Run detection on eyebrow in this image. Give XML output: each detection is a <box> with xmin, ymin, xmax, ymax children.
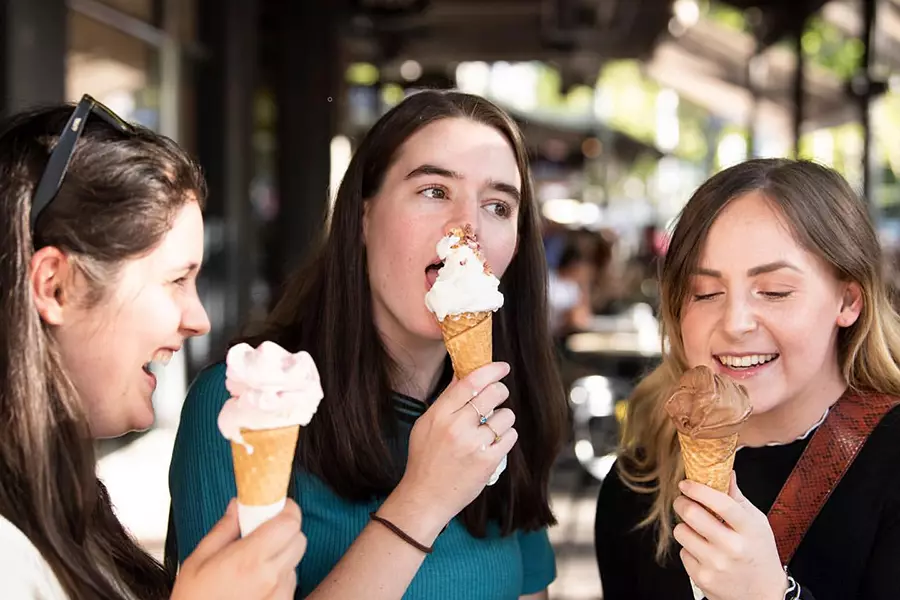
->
<box><xmin>695</xmin><ymin>260</ymin><xmax>802</xmax><ymax>278</ymax></box>
<box><xmin>173</xmin><ymin>262</ymin><xmax>201</xmax><ymax>276</ymax></box>
<box><xmin>404</xmin><ymin>163</ymin><xmax>521</xmax><ymax>205</ymax></box>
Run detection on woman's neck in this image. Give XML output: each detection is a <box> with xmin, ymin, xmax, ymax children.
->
<box><xmin>739</xmin><ymin>375</ymin><xmax>847</xmax><ymax>447</ymax></box>
<box><xmin>379</xmin><ymin>331</ymin><xmax>447</xmax><ymax>401</ymax></box>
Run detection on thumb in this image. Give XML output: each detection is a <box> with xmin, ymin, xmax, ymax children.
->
<box><xmin>728</xmin><ymin>471</ymin><xmax>748</xmax><ymax>504</ymax></box>
<box><xmin>186</xmin><ymin>499</ymin><xmax>240</xmax><ymax>566</ymax></box>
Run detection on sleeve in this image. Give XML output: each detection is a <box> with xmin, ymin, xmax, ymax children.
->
<box><xmin>0</xmin><ymin>521</ymin><xmax>68</xmax><ymax>599</ymax></box>
<box><xmin>167</xmin><ymin>363</ymin><xmax>237</xmax><ymax>564</ymax></box>
<box><xmin>518</xmin><ymin>527</ymin><xmax>556</xmax><ymax>595</ymax></box>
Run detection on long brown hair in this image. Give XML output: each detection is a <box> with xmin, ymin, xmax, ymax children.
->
<box><xmin>239</xmin><ymin>90</ymin><xmax>568</xmax><ymax>536</ymax></box>
<box><xmin>0</xmin><ymin>104</ymin><xmax>207</xmax><ymax>598</ymax></box>
<box><xmin>619</xmin><ymin>158</ymin><xmax>900</xmax><ymax>561</ymax></box>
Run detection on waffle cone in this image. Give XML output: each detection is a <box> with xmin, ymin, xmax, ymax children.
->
<box><xmin>230</xmin><ymin>425</ymin><xmax>299</xmax><ymax>506</ymax></box>
<box><xmin>440</xmin><ymin>311</ymin><xmax>493</xmax><ymax>379</ymax></box>
<box><xmin>677</xmin><ymin>432</ymin><xmax>738</xmax><ymax>494</ymax></box>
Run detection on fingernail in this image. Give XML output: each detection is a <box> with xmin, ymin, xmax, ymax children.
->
<box><xmin>678</xmin><ymin>480</ymin><xmax>688</xmax><ymax>492</ymax></box>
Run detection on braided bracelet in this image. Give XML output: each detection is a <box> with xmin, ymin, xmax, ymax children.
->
<box><xmin>369</xmin><ymin>512</ymin><xmax>434</xmax><ymax>554</ymax></box>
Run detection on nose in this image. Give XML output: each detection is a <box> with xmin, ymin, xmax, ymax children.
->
<box><xmin>181</xmin><ymin>294</ymin><xmax>211</xmax><ymax>337</ymax></box>
<box><xmin>447</xmin><ymin>191</ymin><xmax>481</xmax><ymax>235</ymax></box>
<box><xmin>722</xmin><ymin>294</ymin><xmax>757</xmax><ymax>339</ymax></box>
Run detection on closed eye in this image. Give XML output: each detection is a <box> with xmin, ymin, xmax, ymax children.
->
<box><xmin>693</xmin><ymin>292</ymin><xmax>722</xmax><ymax>301</ymax></box>
<box><xmin>760</xmin><ymin>291</ymin><xmax>792</xmax><ymax>299</ymax></box>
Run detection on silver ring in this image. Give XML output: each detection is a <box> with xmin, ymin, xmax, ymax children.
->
<box><xmin>468</xmin><ymin>400</ymin><xmax>488</xmax><ymax>424</ymax></box>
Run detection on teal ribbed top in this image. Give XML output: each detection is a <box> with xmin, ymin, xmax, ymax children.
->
<box><xmin>168</xmin><ymin>363</ymin><xmax>556</xmax><ymax>599</ymax></box>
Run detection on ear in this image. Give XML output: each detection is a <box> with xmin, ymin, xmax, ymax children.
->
<box><xmin>29</xmin><ymin>247</ymin><xmax>73</xmax><ymax>326</ymax></box>
<box><xmin>836</xmin><ymin>281</ymin><xmax>863</xmax><ymax>328</ymax></box>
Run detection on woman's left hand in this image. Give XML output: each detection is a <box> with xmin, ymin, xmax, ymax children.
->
<box><xmin>673</xmin><ymin>473</ymin><xmax>789</xmax><ymax>600</ymax></box>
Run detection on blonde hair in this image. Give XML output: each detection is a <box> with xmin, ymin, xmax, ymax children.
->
<box><xmin>618</xmin><ymin>158</ymin><xmax>900</xmax><ymax>562</ymax></box>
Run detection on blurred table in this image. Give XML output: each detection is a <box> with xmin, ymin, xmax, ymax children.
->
<box><xmin>566</xmin><ymin>330</ymin><xmax>662</xmax><ymax>358</ymax></box>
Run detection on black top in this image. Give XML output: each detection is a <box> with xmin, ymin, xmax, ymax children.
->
<box><xmin>594</xmin><ymin>404</ymin><xmax>900</xmax><ymax>600</ymax></box>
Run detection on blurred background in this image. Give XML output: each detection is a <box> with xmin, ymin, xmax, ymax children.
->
<box><xmin>4</xmin><ymin>0</ymin><xmax>900</xmax><ymax>597</ymax></box>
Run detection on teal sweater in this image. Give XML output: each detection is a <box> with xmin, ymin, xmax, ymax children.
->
<box><xmin>168</xmin><ymin>363</ymin><xmax>556</xmax><ymax>599</ymax></box>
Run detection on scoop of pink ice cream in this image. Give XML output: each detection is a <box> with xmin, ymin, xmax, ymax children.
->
<box><xmin>217</xmin><ymin>341</ymin><xmax>323</xmax><ymax>449</ymax></box>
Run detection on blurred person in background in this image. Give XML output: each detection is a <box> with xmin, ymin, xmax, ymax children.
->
<box><xmin>595</xmin><ymin>159</ymin><xmax>900</xmax><ymax>600</ymax></box>
<box><xmin>168</xmin><ymin>90</ymin><xmax>569</xmax><ymax>600</ymax></box>
<box><xmin>0</xmin><ymin>98</ymin><xmax>306</xmax><ymax>599</ymax></box>
<box><xmin>548</xmin><ymin>237</ymin><xmax>596</xmax><ymax>339</ymax></box>
<box><xmin>548</xmin><ymin>229</ymin><xmax>616</xmax><ymax>339</ymax></box>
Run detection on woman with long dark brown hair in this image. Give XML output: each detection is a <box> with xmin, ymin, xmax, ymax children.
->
<box><xmin>168</xmin><ymin>90</ymin><xmax>569</xmax><ymax>599</ymax></box>
<box><xmin>0</xmin><ymin>97</ymin><xmax>306</xmax><ymax>599</ymax></box>
<box><xmin>595</xmin><ymin>159</ymin><xmax>900</xmax><ymax>600</ymax></box>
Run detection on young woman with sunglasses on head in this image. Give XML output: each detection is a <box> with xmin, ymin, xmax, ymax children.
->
<box><xmin>0</xmin><ymin>97</ymin><xmax>306</xmax><ymax>599</ymax></box>
<box><xmin>168</xmin><ymin>90</ymin><xmax>569</xmax><ymax>599</ymax></box>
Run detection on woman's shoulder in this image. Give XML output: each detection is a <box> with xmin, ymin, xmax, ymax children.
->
<box><xmin>0</xmin><ymin>515</ymin><xmax>69</xmax><ymax>598</ymax></box>
<box><xmin>187</xmin><ymin>361</ymin><xmax>228</xmax><ymax>397</ymax></box>
<box><xmin>181</xmin><ymin>362</ymin><xmax>228</xmax><ymax>416</ymax></box>
<box><xmin>595</xmin><ymin>459</ymin><xmax>656</xmax><ymax>530</ymax></box>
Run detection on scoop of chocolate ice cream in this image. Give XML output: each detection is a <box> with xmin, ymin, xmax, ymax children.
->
<box><xmin>665</xmin><ymin>365</ymin><xmax>752</xmax><ymax>440</ymax></box>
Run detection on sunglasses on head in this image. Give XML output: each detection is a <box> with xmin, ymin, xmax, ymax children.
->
<box><xmin>30</xmin><ymin>94</ymin><xmax>134</xmax><ymax>232</ymax></box>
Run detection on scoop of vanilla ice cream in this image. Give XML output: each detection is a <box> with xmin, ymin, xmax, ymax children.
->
<box><xmin>425</xmin><ymin>231</ymin><xmax>504</xmax><ymax>321</ymax></box>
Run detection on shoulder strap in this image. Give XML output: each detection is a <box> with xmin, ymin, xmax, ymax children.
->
<box><xmin>766</xmin><ymin>392</ymin><xmax>900</xmax><ymax>565</ymax></box>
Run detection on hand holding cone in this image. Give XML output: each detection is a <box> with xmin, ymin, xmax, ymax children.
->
<box><xmin>424</xmin><ymin>224</ymin><xmax>506</xmax><ymax>485</ymax></box>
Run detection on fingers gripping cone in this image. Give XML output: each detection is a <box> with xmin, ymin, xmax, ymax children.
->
<box><xmin>425</xmin><ymin>225</ymin><xmax>506</xmax><ymax>485</ymax></box>
<box><xmin>440</xmin><ymin>311</ymin><xmax>493</xmax><ymax>379</ymax></box>
<box><xmin>230</xmin><ymin>425</ymin><xmax>300</xmax><ymax>535</ymax></box>
<box><xmin>439</xmin><ymin>310</ymin><xmax>507</xmax><ymax>485</ymax></box>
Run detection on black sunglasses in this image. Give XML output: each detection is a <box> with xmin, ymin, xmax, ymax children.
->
<box><xmin>30</xmin><ymin>94</ymin><xmax>134</xmax><ymax>231</ymax></box>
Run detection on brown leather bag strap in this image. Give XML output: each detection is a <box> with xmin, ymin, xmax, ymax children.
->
<box><xmin>766</xmin><ymin>392</ymin><xmax>900</xmax><ymax>565</ymax></box>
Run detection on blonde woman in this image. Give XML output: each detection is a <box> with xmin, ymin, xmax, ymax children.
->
<box><xmin>594</xmin><ymin>159</ymin><xmax>900</xmax><ymax>600</ymax></box>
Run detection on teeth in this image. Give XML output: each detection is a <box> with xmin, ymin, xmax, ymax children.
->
<box><xmin>716</xmin><ymin>353</ymin><xmax>778</xmax><ymax>368</ymax></box>
<box><xmin>149</xmin><ymin>350</ymin><xmax>174</xmax><ymax>367</ymax></box>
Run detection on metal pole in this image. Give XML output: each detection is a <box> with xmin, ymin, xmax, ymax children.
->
<box><xmin>860</xmin><ymin>0</ymin><xmax>877</xmax><ymax>203</ymax></box>
<box><xmin>793</xmin><ymin>14</ymin><xmax>806</xmax><ymax>158</ymax></box>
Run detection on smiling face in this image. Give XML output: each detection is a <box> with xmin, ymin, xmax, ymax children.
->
<box><xmin>363</xmin><ymin>117</ymin><xmax>521</xmax><ymax>350</ymax></box>
<box><xmin>52</xmin><ymin>202</ymin><xmax>210</xmax><ymax>437</ymax></box>
<box><xmin>679</xmin><ymin>191</ymin><xmax>861</xmax><ymax>417</ymax></box>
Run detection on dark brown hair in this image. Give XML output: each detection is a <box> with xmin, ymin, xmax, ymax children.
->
<box><xmin>619</xmin><ymin>158</ymin><xmax>900</xmax><ymax>560</ymax></box>
<box><xmin>0</xmin><ymin>104</ymin><xmax>206</xmax><ymax>598</ymax></box>
<box><xmin>240</xmin><ymin>90</ymin><xmax>568</xmax><ymax>536</ymax></box>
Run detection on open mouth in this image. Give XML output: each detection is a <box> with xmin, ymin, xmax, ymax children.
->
<box><xmin>142</xmin><ymin>350</ymin><xmax>175</xmax><ymax>386</ymax></box>
<box><xmin>715</xmin><ymin>353</ymin><xmax>779</xmax><ymax>370</ymax></box>
<box><xmin>425</xmin><ymin>259</ymin><xmax>444</xmax><ymax>289</ymax></box>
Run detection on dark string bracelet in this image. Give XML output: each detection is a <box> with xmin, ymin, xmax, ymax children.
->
<box><xmin>369</xmin><ymin>512</ymin><xmax>434</xmax><ymax>554</ymax></box>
